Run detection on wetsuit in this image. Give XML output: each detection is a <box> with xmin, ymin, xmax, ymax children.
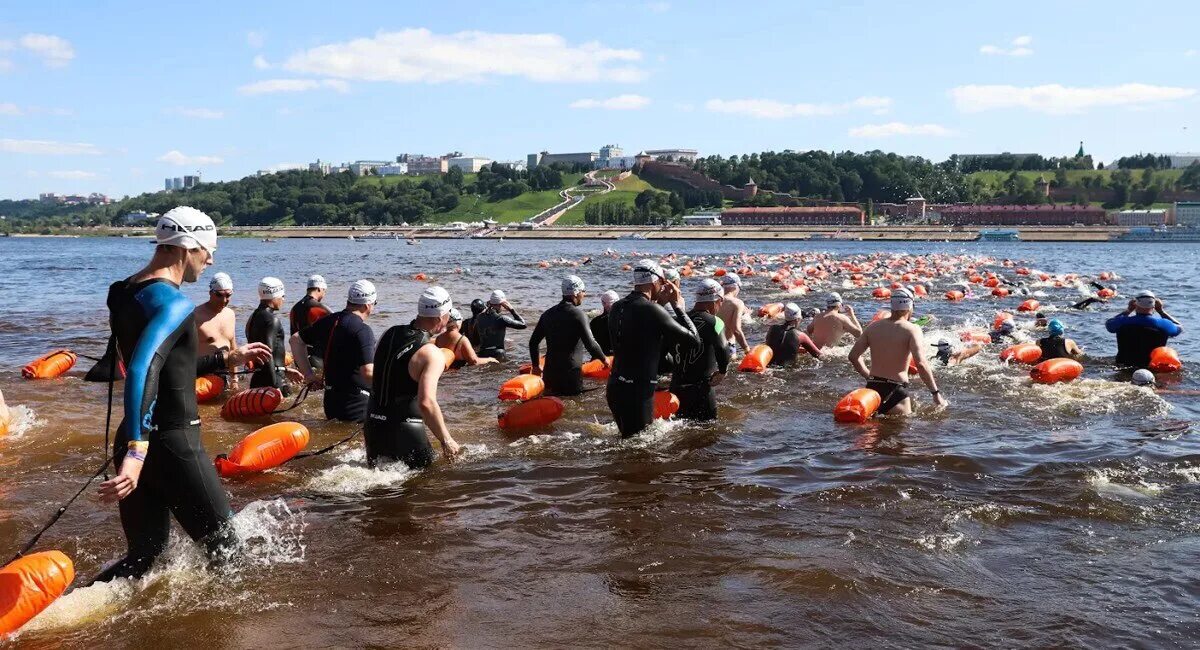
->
<box><xmin>1037</xmin><ymin>335</ymin><xmax>1071</xmax><ymax>361</ymax></box>
<box><xmin>607</xmin><ymin>292</ymin><xmax>700</xmax><ymax>437</ymax></box>
<box><xmin>935</xmin><ymin>348</ymin><xmax>953</xmax><ymax>366</ymax></box>
<box><xmin>246</xmin><ymin>302</ymin><xmax>289</xmax><ymax>396</ymax></box>
<box><xmin>590</xmin><ymin>312</ymin><xmax>613</xmax><ymax>356</ymax></box>
<box><xmin>1105</xmin><ymin>313</ymin><xmax>1182</xmax><ymax>368</ymax></box>
<box><xmin>765</xmin><ymin>324</ymin><xmax>821</xmax><ymax>366</ymax></box>
<box><xmin>670</xmin><ymin>309</ymin><xmax>730</xmax><ymax>421</ymax></box>
<box><xmin>474</xmin><ymin>306</ymin><xmax>527</xmax><ymax>360</ymax></box>
<box><xmin>657</xmin><ymin>304</ymin><xmax>676</xmax><ymax>377</ymax></box>
<box><xmin>289</xmin><ymin>293</ymin><xmax>331</xmax><ymax>370</ymax></box>
<box><xmin>83</xmin><ymin>334</ymin><xmax>125</xmax><ymax>382</ymax></box>
<box><xmin>94</xmin><ymin>278</ymin><xmax>234</xmax><ymax>582</ymax></box>
<box><xmin>528</xmin><ymin>300</ymin><xmax>606</xmax><ymax>397</ymax></box>
<box><xmin>364</xmin><ymin>324</ymin><xmax>432</xmax><ymax>469</ymax></box>
<box><xmin>866</xmin><ymin>376</ymin><xmax>910</xmax><ymax>415</ymax></box>
<box><xmin>990</xmin><ymin>330</ymin><xmax>1016</xmax><ymax>345</ymax></box>
<box><xmin>300</xmin><ymin>310</ymin><xmax>376</xmax><ymax>421</ymax></box>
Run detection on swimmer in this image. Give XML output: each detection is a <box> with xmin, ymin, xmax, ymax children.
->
<box><xmin>289</xmin><ymin>274</ymin><xmax>332</xmax><ymax>370</ymax></box>
<box><xmin>93</xmin><ymin>207</ymin><xmax>272</xmax><ymax>583</ymax></box>
<box><xmin>716</xmin><ymin>273</ymin><xmax>750</xmax><ymax>356</ymax></box>
<box><xmin>435</xmin><ymin>309</ymin><xmax>497</xmax><ymax>368</ymax></box>
<box><xmin>461</xmin><ymin>298</ymin><xmax>487</xmax><ymax>346</ymax></box>
<box><xmin>193</xmin><ymin>271</ymin><xmax>239</xmax><ymax>387</ymax></box>
<box><xmin>931</xmin><ymin>339</ymin><xmax>982</xmax><ymax>366</ymax></box>
<box><xmin>1130</xmin><ymin>368</ymin><xmax>1200</xmax><ymax>395</ymax></box>
<box><xmin>1105</xmin><ymin>290</ymin><xmax>1183</xmax><ymax>369</ymax></box>
<box><xmin>847</xmin><ymin>288</ymin><xmax>947</xmax><ymax>416</ymax></box>
<box><xmin>766</xmin><ymin>303</ymin><xmax>821</xmax><ymax>366</ymax></box>
<box><xmin>474</xmin><ymin>290</ymin><xmax>527</xmax><ymax>361</ymax></box>
<box><xmin>1070</xmin><ymin>296</ymin><xmax>1108</xmax><ymax>310</ymax></box>
<box><xmin>990</xmin><ymin>318</ymin><xmax>1018</xmax><ymax>344</ymax></box>
<box><xmin>1034</xmin><ymin>312</ymin><xmax>1048</xmax><ymax>328</ymax></box>
<box><xmin>670</xmin><ymin>279</ymin><xmax>730</xmax><ymax>421</ymax></box>
<box><xmin>590</xmin><ymin>290</ymin><xmax>619</xmax><ymax>356</ymax></box>
<box><xmin>607</xmin><ymin>260</ymin><xmax>700</xmax><ymax>437</ymax></box>
<box><xmin>290</xmin><ymin>280</ymin><xmax>378</xmax><ymax>422</ymax></box>
<box><xmin>247</xmin><ymin>277</ymin><xmax>303</xmax><ymax>395</ymax></box>
<box><xmin>364</xmin><ymin>286</ymin><xmax>461</xmax><ymax>469</ymax></box>
<box><xmin>1036</xmin><ymin>319</ymin><xmax>1083</xmax><ymax>360</ymax></box>
<box><xmin>808</xmin><ymin>292</ymin><xmax>863</xmax><ymax>349</ymax></box>
<box><xmin>528</xmin><ymin>275</ymin><xmax>609</xmax><ymax>397</ymax></box>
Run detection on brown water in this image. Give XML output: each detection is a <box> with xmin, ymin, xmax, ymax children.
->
<box><xmin>1</xmin><ymin>237</ymin><xmax>1198</xmax><ymax>647</ymax></box>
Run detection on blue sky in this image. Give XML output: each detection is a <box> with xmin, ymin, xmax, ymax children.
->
<box><xmin>2</xmin><ymin>0</ymin><xmax>1198</xmax><ymax>199</ymax></box>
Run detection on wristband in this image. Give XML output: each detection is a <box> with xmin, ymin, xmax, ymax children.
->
<box><xmin>127</xmin><ymin>440</ymin><xmax>149</xmax><ymax>461</ymax></box>
<box><xmin>930</xmin><ymin>389</ymin><xmax>940</xmax><ymax>396</ymax></box>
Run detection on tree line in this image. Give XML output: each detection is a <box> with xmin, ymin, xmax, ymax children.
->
<box><xmin>583</xmin><ymin>189</ymin><xmax>685</xmax><ymax>226</ymax></box>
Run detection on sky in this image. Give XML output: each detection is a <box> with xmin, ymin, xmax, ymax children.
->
<box><xmin>1</xmin><ymin>0</ymin><xmax>1198</xmax><ymax>199</ymax></box>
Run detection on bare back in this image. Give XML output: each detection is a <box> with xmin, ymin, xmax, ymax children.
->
<box><xmin>195</xmin><ymin>303</ymin><xmax>236</xmax><ymax>356</ymax></box>
<box><xmin>860</xmin><ymin>318</ymin><xmax>922</xmax><ymax>382</ymax></box>
<box><xmin>717</xmin><ymin>296</ymin><xmax>746</xmax><ymax>343</ymax></box>
<box><xmin>810</xmin><ymin>311</ymin><xmax>850</xmax><ymax>348</ymax></box>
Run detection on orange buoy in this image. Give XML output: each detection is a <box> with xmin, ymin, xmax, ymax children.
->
<box><xmin>581</xmin><ymin>356</ymin><xmax>613</xmax><ymax>380</ymax></box>
<box><xmin>413</xmin><ymin>272</ymin><xmax>428</xmax><ymax>281</ymax></box>
<box><xmin>713</xmin><ymin>268</ymin><xmax>727</xmax><ymax>277</ymax></box>
<box><xmin>537</xmin><ymin>261</ymin><xmax>550</xmax><ymax>269</ymax></box>
<box><xmin>220</xmin><ymin>386</ymin><xmax>283</xmax><ymax>420</ymax></box>
<box><xmin>999</xmin><ymin>343</ymin><xmax>1042</xmax><ymax>365</ymax></box>
<box><xmin>912</xmin><ymin>284</ymin><xmax>928</xmax><ymax>297</ymax></box>
<box><xmin>1017</xmin><ymin>299</ymin><xmax>1040</xmax><ymax>313</ymax></box>
<box><xmin>945</xmin><ymin>290</ymin><xmax>964</xmax><ymax>301</ymax></box>
<box><xmin>0</xmin><ymin>550</ymin><xmax>74</xmax><ymax>635</ymax></box>
<box><xmin>440</xmin><ymin>348</ymin><xmax>456</xmax><ymax>370</ymax></box>
<box><xmin>871</xmin><ymin>309</ymin><xmax>891</xmax><ymax>323</ymax></box>
<box><xmin>195</xmin><ymin>374</ymin><xmax>226</xmax><ymax>403</ymax></box>
<box><xmin>1016</xmin><ymin>267</ymin><xmax>1030</xmax><ymax>275</ymax></box>
<box><xmin>738</xmin><ymin>345</ymin><xmax>774</xmax><ymax>373</ymax></box>
<box><xmin>993</xmin><ymin>312</ymin><xmax>1014</xmax><ymax>330</ymax></box>
<box><xmin>498</xmin><ymin>374</ymin><xmax>544</xmax><ymax>402</ymax></box>
<box><xmin>1030</xmin><ymin>358</ymin><xmax>1083</xmax><ymax>384</ymax></box>
<box><xmin>1097</xmin><ymin>288</ymin><xmax>1116</xmax><ymax>299</ymax></box>
<box><xmin>653</xmin><ymin>391</ymin><xmax>679</xmax><ymax>420</ymax></box>
<box><xmin>758</xmin><ymin>302</ymin><xmax>784</xmax><ymax>318</ymax></box>
<box><xmin>992</xmin><ymin>287</ymin><xmax>1011</xmax><ymax>297</ymax></box>
<box><xmin>1148</xmin><ymin>347</ymin><xmax>1182</xmax><ymax>373</ymax></box>
<box><xmin>834</xmin><ymin>388</ymin><xmax>881</xmax><ymax>423</ymax></box>
<box><xmin>21</xmin><ymin>350</ymin><xmax>77</xmax><ymax>380</ymax></box>
<box><xmin>498</xmin><ymin>397</ymin><xmax>565</xmax><ymax>431</ymax></box>
<box><xmin>984</xmin><ymin>277</ymin><xmax>1000</xmax><ymax>288</ymax></box>
<box><xmin>872</xmin><ymin>287</ymin><xmax>892</xmax><ymax>299</ymax></box>
<box><xmin>214</xmin><ymin>422</ymin><xmax>310</xmax><ymax>477</ymax></box>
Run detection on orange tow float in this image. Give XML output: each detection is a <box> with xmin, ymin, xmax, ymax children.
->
<box><xmin>999</xmin><ymin>343</ymin><xmax>1042</xmax><ymax>365</ymax></box>
<box><xmin>195</xmin><ymin>374</ymin><xmax>226</xmax><ymax>403</ymax></box>
<box><xmin>738</xmin><ymin>345</ymin><xmax>774</xmax><ymax>373</ymax></box>
<box><xmin>498</xmin><ymin>374</ymin><xmax>544</xmax><ymax>402</ymax></box>
<box><xmin>581</xmin><ymin>357</ymin><xmax>613</xmax><ymax>380</ymax></box>
<box><xmin>0</xmin><ymin>551</ymin><xmax>74</xmax><ymax>635</ymax></box>
<box><xmin>21</xmin><ymin>350</ymin><xmax>77</xmax><ymax>380</ymax></box>
<box><xmin>834</xmin><ymin>388</ymin><xmax>881</xmax><ymax>423</ymax></box>
<box><xmin>1030</xmin><ymin>358</ymin><xmax>1083</xmax><ymax>384</ymax></box>
<box><xmin>220</xmin><ymin>387</ymin><xmax>283</xmax><ymax>420</ymax></box>
<box><xmin>653</xmin><ymin>391</ymin><xmax>679</xmax><ymax>420</ymax></box>
<box><xmin>1148</xmin><ymin>347</ymin><xmax>1182</xmax><ymax>373</ymax></box>
<box><xmin>1017</xmin><ymin>299</ymin><xmax>1040</xmax><ymax>312</ymax></box>
<box><xmin>498</xmin><ymin>397</ymin><xmax>565</xmax><ymax>431</ymax></box>
<box><xmin>214</xmin><ymin>422</ymin><xmax>310</xmax><ymax>477</ymax></box>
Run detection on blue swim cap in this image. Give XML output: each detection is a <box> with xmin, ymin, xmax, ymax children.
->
<box><xmin>1047</xmin><ymin>319</ymin><xmax>1065</xmax><ymax>336</ymax></box>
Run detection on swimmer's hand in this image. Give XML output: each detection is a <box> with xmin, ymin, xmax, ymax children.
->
<box><xmin>601</xmin><ymin>357</ymin><xmax>611</xmax><ymax>369</ymax></box>
<box><xmin>283</xmin><ymin>367</ymin><xmax>305</xmax><ymax>383</ymax></box>
<box><xmin>530</xmin><ymin>364</ymin><xmax>542</xmax><ymax>376</ymax></box>
<box><xmin>304</xmin><ymin>373</ymin><xmax>325</xmax><ymax>390</ymax></box>
<box><xmin>98</xmin><ymin>458</ymin><xmax>143</xmax><ymax>503</ymax></box>
<box><xmin>442</xmin><ymin>438</ymin><xmax>461</xmax><ymax>458</ymax></box>
<box><xmin>228</xmin><ymin>342</ymin><xmax>272</xmax><ymax>368</ymax></box>
<box><xmin>932</xmin><ymin>393</ymin><xmax>949</xmax><ymax>409</ymax></box>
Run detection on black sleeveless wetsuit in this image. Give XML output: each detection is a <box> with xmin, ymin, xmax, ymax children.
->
<box><xmin>474</xmin><ymin>306</ymin><xmax>526</xmax><ymax>360</ymax></box>
<box><xmin>289</xmin><ymin>293</ymin><xmax>331</xmax><ymax>369</ymax></box>
<box><xmin>246</xmin><ymin>302</ymin><xmax>288</xmax><ymax>395</ymax></box>
<box><xmin>1037</xmin><ymin>335</ymin><xmax>1071</xmax><ymax>361</ymax></box>
<box><xmin>94</xmin><ymin>278</ymin><xmax>235</xmax><ymax>583</ymax></box>
<box><xmin>670</xmin><ymin>310</ymin><xmax>730</xmax><ymax>421</ymax></box>
<box><xmin>364</xmin><ymin>324</ymin><xmax>433</xmax><ymax>469</ymax></box>
<box><xmin>528</xmin><ymin>300</ymin><xmax>607</xmax><ymax>396</ymax></box>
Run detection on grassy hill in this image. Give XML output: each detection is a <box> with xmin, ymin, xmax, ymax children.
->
<box><xmin>428</xmin><ymin>172</ymin><xmax>583</xmax><ymax>223</ymax></box>
<box><xmin>966</xmin><ymin>168</ymin><xmax>1183</xmax><ymax>185</ymax></box>
<box><xmin>555</xmin><ymin>173</ymin><xmax>657</xmax><ymax>225</ymax></box>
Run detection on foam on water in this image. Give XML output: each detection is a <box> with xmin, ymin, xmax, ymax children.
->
<box><xmin>1088</xmin><ymin>468</ymin><xmax>1165</xmax><ymax>499</ymax></box>
<box><xmin>305</xmin><ymin>446</ymin><xmax>420</xmax><ymax>493</ymax></box>
<box><xmin>3</xmin><ymin>405</ymin><xmax>42</xmax><ymax>439</ymax></box>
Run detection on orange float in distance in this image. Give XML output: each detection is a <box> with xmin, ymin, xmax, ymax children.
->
<box><xmin>1097</xmin><ymin>288</ymin><xmax>1115</xmax><ymax>299</ymax></box>
<box><xmin>214</xmin><ymin>422</ymin><xmax>310</xmax><ymax>477</ymax></box>
<box><xmin>834</xmin><ymin>388</ymin><xmax>881</xmax><ymax>423</ymax></box>
<box><xmin>195</xmin><ymin>374</ymin><xmax>226</xmax><ymax>403</ymax></box>
<box><xmin>1030</xmin><ymin>358</ymin><xmax>1083</xmax><ymax>384</ymax></box>
<box><xmin>220</xmin><ymin>386</ymin><xmax>283</xmax><ymax>420</ymax></box>
<box><xmin>1148</xmin><ymin>347</ymin><xmax>1182</xmax><ymax>373</ymax></box>
<box><xmin>872</xmin><ymin>287</ymin><xmax>892</xmax><ymax>299</ymax></box>
<box><xmin>1017</xmin><ymin>299</ymin><xmax>1040</xmax><ymax>313</ymax></box>
<box><xmin>999</xmin><ymin>343</ymin><xmax>1042</xmax><ymax>365</ymax></box>
<box><xmin>498</xmin><ymin>374</ymin><xmax>544</xmax><ymax>402</ymax></box>
<box><xmin>21</xmin><ymin>350</ymin><xmax>77</xmax><ymax>380</ymax></box>
<box><xmin>992</xmin><ymin>287</ymin><xmax>1011</xmax><ymax>297</ymax></box>
<box><xmin>0</xmin><ymin>550</ymin><xmax>75</xmax><ymax>635</ymax></box>
<box><xmin>945</xmin><ymin>290</ymin><xmax>965</xmax><ymax>301</ymax></box>
<box><xmin>498</xmin><ymin>397</ymin><xmax>565</xmax><ymax>431</ymax></box>
<box><xmin>738</xmin><ymin>345</ymin><xmax>774</xmax><ymax>373</ymax></box>
<box><xmin>758</xmin><ymin>303</ymin><xmax>784</xmax><ymax>318</ymax></box>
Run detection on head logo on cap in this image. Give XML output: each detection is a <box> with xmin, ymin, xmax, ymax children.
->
<box><xmin>258</xmin><ymin>277</ymin><xmax>285</xmax><ymax>300</ymax></box>
<box><xmin>419</xmin><ymin>286</ymin><xmax>453</xmax><ymax>317</ymax></box>
<box><xmin>632</xmin><ymin>260</ymin><xmax>663</xmax><ymax>286</ymax></box>
<box><xmin>156</xmin><ymin>206</ymin><xmax>217</xmax><ymax>252</ymax></box>
<box><xmin>695</xmin><ymin>279</ymin><xmax>723</xmax><ymax>303</ymax></box>
<box><xmin>562</xmin><ymin>275</ymin><xmax>586</xmax><ymax>296</ymax></box>
<box><xmin>349</xmin><ymin>279</ymin><xmax>377</xmax><ymax>305</ymax></box>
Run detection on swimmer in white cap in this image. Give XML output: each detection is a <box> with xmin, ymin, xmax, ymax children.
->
<box><xmin>590</xmin><ymin>289</ymin><xmax>620</xmax><ymax>356</ymax></box>
<box><xmin>716</xmin><ymin>272</ymin><xmax>750</xmax><ymax>357</ymax></box>
<box><xmin>848</xmin><ymin>287</ymin><xmax>947</xmax><ymax>416</ymax></box>
<box><xmin>289</xmin><ymin>274</ymin><xmax>333</xmax><ymax>370</ymax></box>
<box><xmin>247</xmin><ymin>277</ymin><xmax>301</xmax><ymax>395</ymax></box>
<box><xmin>289</xmin><ymin>279</ymin><xmax>379</xmax><ymax>422</ymax></box>
<box><xmin>528</xmin><ymin>275</ymin><xmax>610</xmax><ymax>396</ymax></box>
<box><xmin>474</xmin><ymin>288</ymin><xmax>527</xmax><ymax>361</ymax></box>
<box><xmin>766</xmin><ymin>302</ymin><xmax>821</xmax><ymax>366</ymax></box>
<box><xmin>194</xmin><ymin>271</ymin><xmax>240</xmax><ymax>386</ymax></box>
<box><xmin>435</xmin><ymin>307</ymin><xmax>498</xmax><ymax>368</ymax></box>
<box><xmin>808</xmin><ymin>290</ymin><xmax>863</xmax><ymax>349</ymax></box>
<box><xmin>670</xmin><ymin>278</ymin><xmax>732</xmax><ymax>421</ymax></box>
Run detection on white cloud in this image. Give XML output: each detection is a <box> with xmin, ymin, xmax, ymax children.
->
<box><xmin>848</xmin><ymin>122</ymin><xmax>955</xmax><ymax>138</ymax></box>
<box><xmin>253</xmin><ymin>55</ymin><xmax>270</xmax><ymax>70</ymax></box>
<box><xmin>950</xmin><ymin>83</ymin><xmax>1196</xmax><ymax>114</ymax></box>
<box><xmin>705</xmin><ymin>96</ymin><xmax>892</xmax><ymax>119</ymax></box>
<box><xmin>169</xmin><ymin>107</ymin><xmax>225</xmax><ymax>119</ymax></box>
<box><xmin>0</xmin><ymin>102</ymin><xmax>21</xmax><ymax>116</ymax></box>
<box><xmin>569</xmin><ymin>94</ymin><xmax>650</xmax><ymax>110</ymax></box>
<box><xmin>246</xmin><ymin>30</ymin><xmax>265</xmax><ymax>48</ymax></box>
<box><xmin>18</xmin><ymin>33</ymin><xmax>75</xmax><ymax>67</ymax></box>
<box><xmin>0</xmin><ymin>138</ymin><xmax>101</xmax><ymax>155</ymax></box>
<box><xmin>158</xmin><ymin>150</ymin><xmax>224</xmax><ymax>166</ymax></box>
<box><xmin>238</xmin><ymin>78</ymin><xmax>349</xmax><ymax>95</ymax></box>
<box><xmin>0</xmin><ymin>59</ymin><xmax>11</xmax><ymax>72</ymax></box>
<box><xmin>48</xmin><ymin>170</ymin><xmax>98</xmax><ymax>179</ymax></box>
<box><xmin>281</xmin><ymin>28</ymin><xmax>646</xmax><ymax>84</ymax></box>
<box><xmin>980</xmin><ymin>35</ymin><xmax>1034</xmax><ymax>57</ymax></box>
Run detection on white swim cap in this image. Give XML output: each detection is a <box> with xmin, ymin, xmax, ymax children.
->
<box><xmin>258</xmin><ymin>277</ymin><xmax>285</xmax><ymax>300</ymax></box>
<box><xmin>209</xmin><ymin>272</ymin><xmax>233</xmax><ymax>292</ymax></box>
<box><xmin>418</xmin><ymin>286</ymin><xmax>453</xmax><ymax>317</ymax></box>
<box><xmin>663</xmin><ymin>267</ymin><xmax>680</xmax><ymax>282</ymax></box>
<box><xmin>307</xmin><ymin>274</ymin><xmax>327</xmax><ymax>290</ymax></box>
<box><xmin>826</xmin><ymin>292</ymin><xmax>843</xmax><ymax>307</ymax></box>
<box><xmin>695</xmin><ymin>279</ymin><xmax>723</xmax><ymax>303</ymax></box>
<box><xmin>600</xmin><ymin>290</ymin><xmax>619</xmax><ymax>308</ymax></box>
<box><xmin>348</xmin><ymin>279</ymin><xmax>377</xmax><ymax>305</ymax></box>
<box><xmin>562</xmin><ymin>275</ymin><xmax>585</xmax><ymax>296</ymax></box>
<box><xmin>632</xmin><ymin>259</ymin><xmax>664</xmax><ymax>286</ymax></box>
<box><xmin>489</xmin><ymin>289</ymin><xmax>506</xmax><ymax>305</ymax></box>
<box><xmin>890</xmin><ymin>288</ymin><xmax>914</xmax><ymax>312</ymax></box>
<box><xmin>448</xmin><ymin>307</ymin><xmax>463</xmax><ymax>322</ymax></box>
<box><xmin>1135</xmin><ymin>290</ymin><xmax>1156</xmax><ymax>309</ymax></box>
<box><xmin>719</xmin><ymin>273</ymin><xmax>741</xmax><ymax>288</ymax></box>
<box><xmin>935</xmin><ymin>339</ymin><xmax>952</xmax><ymax>349</ymax></box>
<box><xmin>784</xmin><ymin>302</ymin><xmax>803</xmax><ymax>320</ymax></box>
<box><xmin>156</xmin><ymin>206</ymin><xmax>217</xmax><ymax>252</ymax></box>
<box><xmin>1131</xmin><ymin>369</ymin><xmax>1156</xmax><ymax>386</ymax></box>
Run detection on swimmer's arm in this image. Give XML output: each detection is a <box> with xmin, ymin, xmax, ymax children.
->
<box><xmin>711</xmin><ymin>320</ymin><xmax>731</xmax><ymax>374</ymax></box>
<box><xmin>1066</xmin><ymin>339</ymin><xmax>1084</xmax><ymax>358</ymax></box>
<box><xmin>798</xmin><ymin>332</ymin><xmax>821</xmax><ymax>358</ymax></box>
<box><xmin>660</xmin><ymin>302</ymin><xmax>701</xmax><ymax>345</ymax></box>
<box><xmin>732</xmin><ymin>304</ymin><xmax>749</xmax><ymax>352</ymax></box>
<box><xmin>414</xmin><ymin>348</ymin><xmax>458</xmax><ymax>455</ymax></box>
<box><xmin>527</xmin><ymin>317</ymin><xmax>546</xmax><ymax>374</ymax></box>
<box><xmin>576</xmin><ymin>309</ymin><xmax>607</xmax><ymax>362</ymax></box>
<box><xmin>126</xmin><ymin>285</ymin><xmax>193</xmax><ymax>445</ymax></box>
<box><xmin>359</xmin><ymin>363</ymin><xmax>374</xmax><ymax>383</ymax></box>
<box><xmin>289</xmin><ymin>333</ymin><xmax>315</xmax><ymax>380</ymax></box>
<box><xmin>847</xmin><ymin>333</ymin><xmax>870</xmax><ymax>379</ymax></box>
<box><xmin>909</xmin><ymin>330</ymin><xmax>942</xmax><ymax>398</ymax></box>
<box><xmin>1105</xmin><ymin>313</ymin><xmax>1132</xmax><ymax>333</ymax></box>
<box><xmin>502</xmin><ymin>307</ymin><xmax>527</xmax><ymax>330</ymax></box>
<box><xmin>461</xmin><ymin>338</ymin><xmax>494</xmax><ymax>365</ymax></box>
<box><xmin>843</xmin><ymin>313</ymin><xmax>863</xmax><ymax>338</ymax></box>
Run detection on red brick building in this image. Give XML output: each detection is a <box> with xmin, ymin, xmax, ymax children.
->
<box><xmin>721</xmin><ymin>206</ymin><xmax>865</xmax><ymax>226</ymax></box>
<box><xmin>937</xmin><ymin>204</ymin><xmax>1106</xmax><ymax>226</ymax></box>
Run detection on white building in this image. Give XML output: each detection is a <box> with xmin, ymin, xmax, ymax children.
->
<box><xmin>449</xmin><ymin>156</ymin><xmax>493</xmax><ymax>173</ymax></box>
<box><xmin>595</xmin><ymin>155</ymin><xmax>640</xmax><ymax>170</ymax></box>
<box><xmin>1175</xmin><ymin>202</ymin><xmax>1200</xmax><ymax>227</ymax></box>
<box><xmin>1165</xmin><ymin>153</ymin><xmax>1200</xmax><ymax>169</ymax></box>
<box><xmin>123</xmin><ymin>210</ymin><xmax>156</xmax><ymax>224</ymax></box>
<box><xmin>376</xmin><ymin>163</ymin><xmax>409</xmax><ymax>176</ymax></box>
<box><xmin>310</xmin><ymin>160</ymin><xmax>332</xmax><ymax>175</ymax></box>
<box><xmin>1114</xmin><ymin>209</ymin><xmax>1168</xmax><ymax>226</ymax></box>
<box><xmin>599</xmin><ymin>144</ymin><xmax>623</xmax><ymax>160</ymax></box>
<box><xmin>683</xmin><ymin>211</ymin><xmax>722</xmax><ymax>226</ymax></box>
<box><xmin>349</xmin><ymin>160</ymin><xmax>392</xmax><ymax>176</ymax></box>
<box><xmin>644</xmin><ymin>148</ymin><xmax>699</xmax><ymax>162</ymax></box>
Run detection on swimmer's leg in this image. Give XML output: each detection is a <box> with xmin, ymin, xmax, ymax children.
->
<box><xmin>160</xmin><ymin>427</ymin><xmax>237</xmax><ymax>564</ymax></box>
<box><xmin>90</xmin><ymin>456</ymin><xmax>171</xmax><ymax>584</ymax></box>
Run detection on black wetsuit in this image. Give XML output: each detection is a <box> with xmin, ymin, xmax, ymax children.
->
<box><xmin>528</xmin><ymin>300</ymin><xmax>606</xmax><ymax>397</ymax></box>
<box><xmin>606</xmin><ymin>292</ymin><xmax>700</xmax><ymax>437</ymax></box>
<box><xmin>1037</xmin><ymin>335</ymin><xmax>1071</xmax><ymax>361</ymax></box>
<box><xmin>246</xmin><ymin>302</ymin><xmax>289</xmax><ymax>396</ymax></box>
<box><xmin>590</xmin><ymin>312</ymin><xmax>613</xmax><ymax>356</ymax></box>
<box><xmin>94</xmin><ymin>278</ymin><xmax>234</xmax><ymax>583</ymax></box>
<box><xmin>300</xmin><ymin>310</ymin><xmax>376</xmax><ymax>421</ymax></box>
<box><xmin>364</xmin><ymin>324</ymin><xmax>432</xmax><ymax>469</ymax></box>
<box><xmin>657</xmin><ymin>304</ymin><xmax>676</xmax><ymax>377</ymax></box>
<box><xmin>670</xmin><ymin>309</ymin><xmax>730</xmax><ymax>421</ymax></box>
<box><xmin>289</xmin><ymin>293</ymin><xmax>331</xmax><ymax>370</ymax></box>
<box><xmin>1106</xmin><ymin>313</ymin><xmax>1182</xmax><ymax>368</ymax></box>
<box><xmin>766</xmin><ymin>324</ymin><xmax>821</xmax><ymax>366</ymax></box>
<box><xmin>474</xmin><ymin>306</ymin><xmax>527</xmax><ymax>360</ymax></box>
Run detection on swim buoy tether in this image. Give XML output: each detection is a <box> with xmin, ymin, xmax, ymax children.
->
<box><xmin>1148</xmin><ymin>346</ymin><xmax>1182</xmax><ymax>373</ymax></box>
<box><xmin>0</xmin><ymin>551</ymin><xmax>74</xmax><ymax>635</ymax></box>
<box><xmin>221</xmin><ymin>387</ymin><xmax>283</xmax><ymax>420</ymax></box>
<box><xmin>999</xmin><ymin>343</ymin><xmax>1042</xmax><ymax>365</ymax></box>
<box><xmin>738</xmin><ymin>345</ymin><xmax>773</xmax><ymax>373</ymax></box>
<box><xmin>581</xmin><ymin>357</ymin><xmax>613</xmax><ymax>380</ymax></box>
<box><xmin>498</xmin><ymin>397</ymin><xmax>565</xmax><ymax>431</ymax></box>
<box><xmin>214</xmin><ymin>422</ymin><xmax>310</xmax><ymax>477</ymax></box>
<box><xmin>1030</xmin><ymin>358</ymin><xmax>1083</xmax><ymax>384</ymax></box>
<box><xmin>498</xmin><ymin>374</ymin><xmax>544</xmax><ymax>402</ymax></box>
<box><xmin>195</xmin><ymin>374</ymin><xmax>226</xmax><ymax>403</ymax></box>
<box><xmin>21</xmin><ymin>350</ymin><xmax>77</xmax><ymax>380</ymax></box>
<box><xmin>1017</xmin><ymin>299</ymin><xmax>1040</xmax><ymax>312</ymax></box>
<box><xmin>518</xmin><ymin>356</ymin><xmax>546</xmax><ymax>374</ymax></box>
<box><xmin>653</xmin><ymin>391</ymin><xmax>679</xmax><ymax>420</ymax></box>
<box><xmin>834</xmin><ymin>388</ymin><xmax>881</xmax><ymax>423</ymax></box>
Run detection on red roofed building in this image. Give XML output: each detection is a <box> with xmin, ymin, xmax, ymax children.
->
<box><xmin>721</xmin><ymin>206</ymin><xmax>865</xmax><ymax>226</ymax></box>
<box><xmin>937</xmin><ymin>204</ymin><xmax>1106</xmax><ymax>226</ymax></box>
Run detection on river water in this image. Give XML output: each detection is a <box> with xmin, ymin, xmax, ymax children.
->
<box><xmin>1</xmin><ymin>236</ymin><xmax>1197</xmax><ymax>647</ymax></box>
